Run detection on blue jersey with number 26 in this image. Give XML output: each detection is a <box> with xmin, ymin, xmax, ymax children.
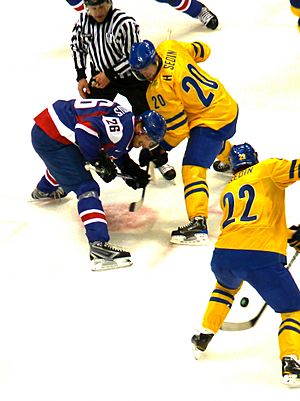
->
<box><xmin>34</xmin><ymin>99</ymin><xmax>135</xmax><ymax>163</ymax></box>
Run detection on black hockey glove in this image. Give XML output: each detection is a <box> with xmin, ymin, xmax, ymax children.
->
<box><xmin>288</xmin><ymin>225</ymin><xmax>300</xmax><ymax>252</ymax></box>
<box><xmin>139</xmin><ymin>145</ymin><xmax>168</xmax><ymax>168</ymax></box>
<box><xmin>121</xmin><ymin>159</ymin><xmax>150</xmax><ymax>190</ymax></box>
<box><xmin>93</xmin><ymin>151</ymin><xmax>117</xmax><ymax>183</ymax></box>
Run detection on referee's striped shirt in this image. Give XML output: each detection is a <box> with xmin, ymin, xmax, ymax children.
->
<box><xmin>70</xmin><ymin>7</ymin><xmax>141</xmax><ymax>82</ymax></box>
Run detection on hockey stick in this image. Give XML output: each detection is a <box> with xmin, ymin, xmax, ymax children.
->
<box><xmin>84</xmin><ymin>163</ymin><xmax>133</xmax><ymax>180</ymax></box>
<box><xmin>221</xmin><ymin>251</ymin><xmax>299</xmax><ymax>331</ymax></box>
<box><xmin>86</xmin><ymin>162</ymin><xmax>149</xmax><ymax>212</ymax></box>
<box><xmin>129</xmin><ymin>162</ymin><xmax>150</xmax><ymax>212</ymax></box>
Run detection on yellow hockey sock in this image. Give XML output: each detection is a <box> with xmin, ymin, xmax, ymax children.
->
<box><xmin>202</xmin><ymin>281</ymin><xmax>242</xmax><ymax>333</ymax></box>
<box><xmin>217</xmin><ymin>140</ymin><xmax>232</xmax><ymax>164</ymax></box>
<box><xmin>182</xmin><ymin>165</ymin><xmax>208</xmax><ymax>219</ymax></box>
<box><xmin>279</xmin><ymin>310</ymin><xmax>300</xmax><ymax>360</ymax></box>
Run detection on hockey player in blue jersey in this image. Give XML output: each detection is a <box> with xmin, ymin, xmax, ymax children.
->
<box><xmin>31</xmin><ymin>98</ymin><xmax>166</xmax><ymax>271</ymax></box>
<box><xmin>67</xmin><ymin>0</ymin><xmax>84</xmax><ymax>11</ymax></box>
<box><xmin>155</xmin><ymin>0</ymin><xmax>218</xmax><ymax>29</ymax></box>
<box><xmin>65</xmin><ymin>0</ymin><xmax>218</xmax><ymax>30</ymax></box>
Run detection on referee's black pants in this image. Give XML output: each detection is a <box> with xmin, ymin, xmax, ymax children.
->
<box><xmin>87</xmin><ymin>76</ymin><xmax>149</xmax><ymax>116</ymax></box>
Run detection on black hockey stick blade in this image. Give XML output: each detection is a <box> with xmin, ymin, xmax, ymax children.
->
<box><xmin>221</xmin><ymin>251</ymin><xmax>299</xmax><ymax>331</ymax></box>
<box><xmin>221</xmin><ymin>303</ymin><xmax>268</xmax><ymax>331</ymax></box>
<box><xmin>129</xmin><ymin>184</ymin><xmax>146</xmax><ymax>212</ymax></box>
<box><xmin>128</xmin><ymin>163</ymin><xmax>149</xmax><ymax>212</ymax></box>
<box><xmin>129</xmin><ymin>196</ymin><xmax>144</xmax><ymax>212</ymax></box>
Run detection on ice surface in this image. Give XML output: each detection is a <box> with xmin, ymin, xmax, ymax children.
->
<box><xmin>0</xmin><ymin>0</ymin><xmax>299</xmax><ymax>399</ymax></box>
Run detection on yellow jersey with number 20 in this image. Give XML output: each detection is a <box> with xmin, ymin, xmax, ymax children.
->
<box><xmin>146</xmin><ymin>40</ymin><xmax>238</xmax><ymax>148</ymax></box>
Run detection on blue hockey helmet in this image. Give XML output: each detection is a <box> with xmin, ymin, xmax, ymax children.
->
<box><xmin>129</xmin><ymin>40</ymin><xmax>156</xmax><ymax>70</ymax></box>
<box><xmin>140</xmin><ymin>110</ymin><xmax>166</xmax><ymax>143</ymax></box>
<box><xmin>229</xmin><ymin>143</ymin><xmax>258</xmax><ymax>172</ymax></box>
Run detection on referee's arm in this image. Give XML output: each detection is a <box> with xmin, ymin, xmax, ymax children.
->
<box><xmin>70</xmin><ymin>17</ymin><xmax>88</xmax><ymax>81</ymax></box>
<box><xmin>104</xmin><ymin>19</ymin><xmax>141</xmax><ymax>81</ymax></box>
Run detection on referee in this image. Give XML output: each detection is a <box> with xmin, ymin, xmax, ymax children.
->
<box><xmin>70</xmin><ymin>0</ymin><xmax>149</xmax><ymax>115</ymax></box>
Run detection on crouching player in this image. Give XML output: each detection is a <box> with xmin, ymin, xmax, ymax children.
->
<box><xmin>191</xmin><ymin>143</ymin><xmax>300</xmax><ymax>385</ymax></box>
<box><xmin>31</xmin><ymin>98</ymin><xmax>166</xmax><ymax>271</ymax></box>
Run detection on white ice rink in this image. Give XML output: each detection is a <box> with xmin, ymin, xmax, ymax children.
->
<box><xmin>0</xmin><ymin>0</ymin><xmax>300</xmax><ymax>399</ymax></box>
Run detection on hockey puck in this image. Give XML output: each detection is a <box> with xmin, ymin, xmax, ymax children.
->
<box><xmin>240</xmin><ymin>297</ymin><xmax>249</xmax><ymax>307</ymax></box>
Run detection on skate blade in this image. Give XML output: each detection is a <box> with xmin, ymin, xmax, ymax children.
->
<box><xmin>170</xmin><ymin>234</ymin><xmax>209</xmax><ymax>246</ymax></box>
<box><xmin>282</xmin><ymin>374</ymin><xmax>300</xmax><ymax>386</ymax></box>
<box><xmin>28</xmin><ymin>197</ymin><xmax>69</xmax><ymax>204</ymax></box>
<box><xmin>91</xmin><ymin>258</ymin><xmax>133</xmax><ymax>271</ymax></box>
<box><xmin>214</xmin><ymin>168</ymin><xmax>232</xmax><ymax>175</ymax></box>
<box><xmin>192</xmin><ymin>344</ymin><xmax>204</xmax><ymax>360</ymax></box>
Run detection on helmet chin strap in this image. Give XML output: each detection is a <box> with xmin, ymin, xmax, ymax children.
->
<box><xmin>149</xmin><ymin>142</ymin><xmax>159</xmax><ymax>151</ymax></box>
<box><xmin>131</xmin><ymin>69</ymin><xmax>147</xmax><ymax>82</ymax></box>
<box><xmin>139</xmin><ymin>132</ymin><xmax>158</xmax><ymax>150</ymax></box>
<box><xmin>131</xmin><ymin>56</ymin><xmax>162</xmax><ymax>83</ymax></box>
<box><xmin>154</xmin><ymin>56</ymin><xmax>163</xmax><ymax>78</ymax></box>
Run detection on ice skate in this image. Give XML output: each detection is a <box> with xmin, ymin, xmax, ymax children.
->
<box><xmin>212</xmin><ymin>160</ymin><xmax>231</xmax><ymax>173</ymax></box>
<box><xmin>282</xmin><ymin>355</ymin><xmax>300</xmax><ymax>386</ymax></box>
<box><xmin>157</xmin><ymin>163</ymin><xmax>176</xmax><ymax>181</ymax></box>
<box><xmin>197</xmin><ymin>6</ymin><xmax>218</xmax><ymax>30</ymax></box>
<box><xmin>170</xmin><ymin>216</ymin><xmax>209</xmax><ymax>245</ymax></box>
<box><xmin>31</xmin><ymin>186</ymin><xmax>67</xmax><ymax>200</ymax></box>
<box><xmin>90</xmin><ymin>241</ymin><xmax>132</xmax><ymax>271</ymax></box>
<box><xmin>191</xmin><ymin>329</ymin><xmax>214</xmax><ymax>360</ymax></box>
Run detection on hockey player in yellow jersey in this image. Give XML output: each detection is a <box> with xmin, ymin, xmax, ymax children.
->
<box><xmin>290</xmin><ymin>0</ymin><xmax>300</xmax><ymax>30</ymax></box>
<box><xmin>191</xmin><ymin>143</ymin><xmax>300</xmax><ymax>386</ymax></box>
<box><xmin>129</xmin><ymin>39</ymin><xmax>238</xmax><ymax>245</ymax></box>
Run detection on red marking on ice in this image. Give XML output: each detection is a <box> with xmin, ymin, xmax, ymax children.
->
<box><xmin>104</xmin><ymin>203</ymin><xmax>158</xmax><ymax>232</ymax></box>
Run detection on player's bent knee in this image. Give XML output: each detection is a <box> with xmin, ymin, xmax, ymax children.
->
<box><xmin>281</xmin><ymin>310</ymin><xmax>300</xmax><ymax>321</ymax></box>
<box><xmin>76</xmin><ymin>180</ymin><xmax>100</xmax><ymax>199</ymax></box>
<box><xmin>216</xmin><ymin>280</ymin><xmax>242</xmax><ymax>296</ymax></box>
<box><xmin>182</xmin><ymin>165</ymin><xmax>207</xmax><ymax>182</ymax></box>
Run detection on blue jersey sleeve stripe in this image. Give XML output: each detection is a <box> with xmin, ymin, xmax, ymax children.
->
<box><xmin>192</xmin><ymin>42</ymin><xmax>205</xmax><ymax>58</ymax></box>
<box><xmin>165</xmin><ymin>111</ymin><xmax>185</xmax><ymax>124</ymax></box>
<box><xmin>192</xmin><ymin>43</ymin><xmax>198</xmax><ymax>57</ymax></box>
<box><xmin>167</xmin><ymin>117</ymin><xmax>188</xmax><ymax>131</ymax></box>
<box><xmin>289</xmin><ymin>160</ymin><xmax>297</xmax><ymax>178</ymax></box>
